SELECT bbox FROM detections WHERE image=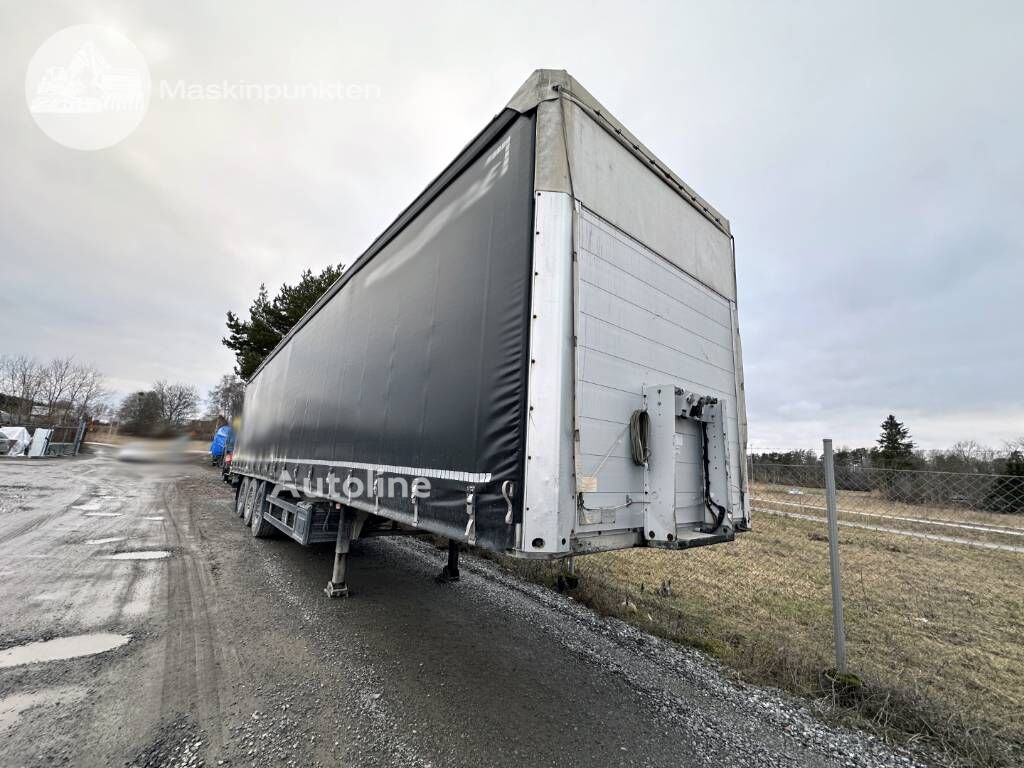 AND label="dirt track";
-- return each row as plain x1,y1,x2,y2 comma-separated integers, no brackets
0,452,925,767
